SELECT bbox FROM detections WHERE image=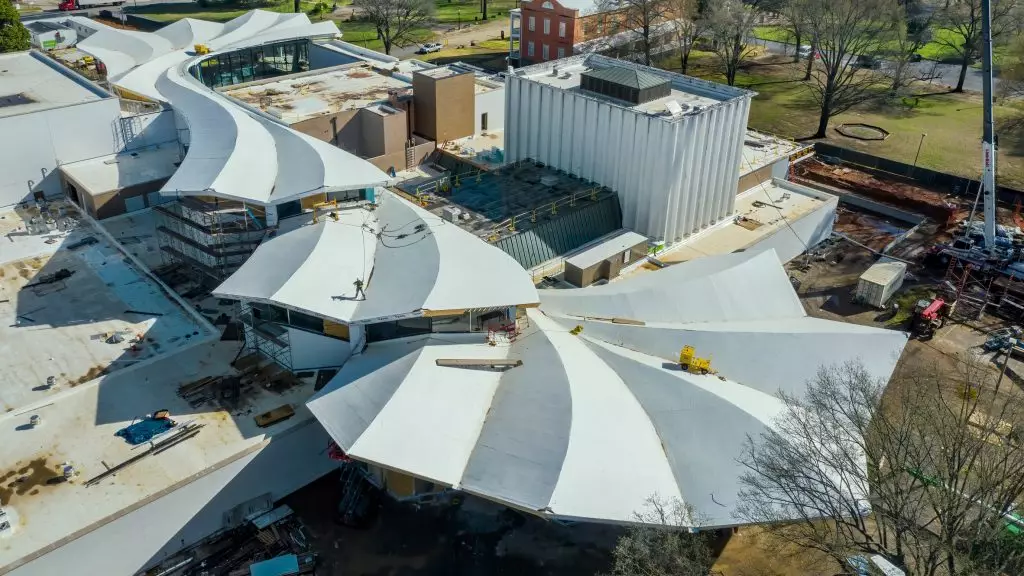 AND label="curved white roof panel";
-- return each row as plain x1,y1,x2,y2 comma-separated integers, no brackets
308,249,908,527
212,191,540,322
153,18,225,50
75,10,391,205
